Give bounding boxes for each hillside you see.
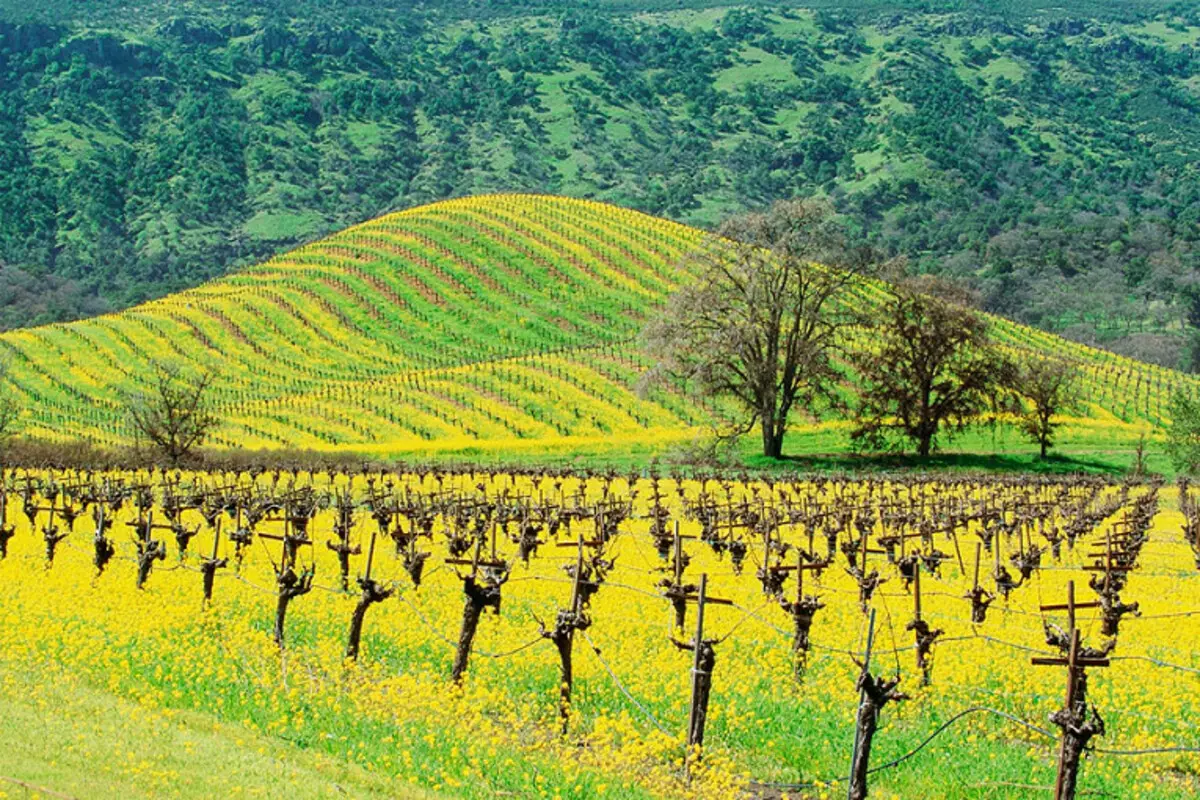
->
[0,2,1198,370]
[0,194,1193,458]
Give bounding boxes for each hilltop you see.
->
[0,1,1198,371]
[0,194,1192,470]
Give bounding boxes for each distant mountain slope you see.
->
[0,194,1192,452]
[0,2,1198,370]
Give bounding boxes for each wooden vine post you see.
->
[965,541,995,624]
[199,517,227,604]
[38,500,68,566]
[659,521,697,630]
[0,485,15,558]
[540,525,600,734]
[263,517,315,647]
[132,510,166,588]
[672,572,731,775]
[328,490,361,592]
[345,529,394,661]
[847,608,907,800]
[92,502,115,575]
[1032,581,1109,800]
[777,548,826,678]
[906,567,943,685]
[1087,530,1139,636]
[227,505,252,571]
[847,531,888,614]
[448,526,509,683]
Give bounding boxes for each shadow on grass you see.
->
[745,451,1126,476]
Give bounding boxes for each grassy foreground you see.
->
[0,664,432,800]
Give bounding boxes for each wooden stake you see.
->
[1032,581,1111,800]
[684,572,711,774]
[847,609,877,800]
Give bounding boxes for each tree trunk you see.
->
[849,696,881,800]
[345,581,392,660]
[452,597,484,682]
[274,593,292,647]
[345,598,371,661]
[553,630,573,734]
[337,549,351,591]
[688,642,717,750]
[1052,672,1105,800]
[761,416,783,459]
[200,559,225,602]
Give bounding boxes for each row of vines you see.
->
[1,466,1197,797]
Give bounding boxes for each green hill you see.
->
[0,194,1192,466]
[0,1,1198,371]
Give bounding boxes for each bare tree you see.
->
[851,277,1011,457]
[1009,357,1081,458]
[642,199,875,459]
[126,362,218,466]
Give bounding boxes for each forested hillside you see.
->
[1,0,1198,368]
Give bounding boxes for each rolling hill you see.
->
[0,193,1195,459]
[2,1,1199,370]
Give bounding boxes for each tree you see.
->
[126,363,218,466]
[1166,390,1200,475]
[851,277,1010,457]
[0,358,20,448]
[642,199,874,459]
[1010,357,1081,458]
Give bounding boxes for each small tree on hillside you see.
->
[0,358,21,455]
[642,199,876,459]
[1166,390,1200,475]
[851,277,1011,457]
[126,362,218,466]
[1009,357,1080,458]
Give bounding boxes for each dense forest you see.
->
[1,0,1198,368]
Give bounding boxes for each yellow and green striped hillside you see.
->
[0,194,1194,453]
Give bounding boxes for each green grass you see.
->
[278,418,1170,480]
[0,663,434,800]
[242,210,326,242]
[712,46,803,91]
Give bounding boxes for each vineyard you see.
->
[0,194,1195,456]
[1,466,1198,798]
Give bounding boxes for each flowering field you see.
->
[1,467,1197,799]
[0,194,1194,455]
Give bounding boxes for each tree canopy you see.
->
[643,199,872,458]
[850,278,1011,457]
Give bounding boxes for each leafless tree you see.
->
[126,362,218,466]
[851,277,1012,457]
[642,199,876,459]
[1009,356,1081,458]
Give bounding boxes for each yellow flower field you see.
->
[0,468,1196,798]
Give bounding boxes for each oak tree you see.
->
[851,277,1010,457]
[0,358,20,451]
[643,200,873,458]
[126,362,218,466]
[1167,390,1200,475]
[1010,357,1080,458]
